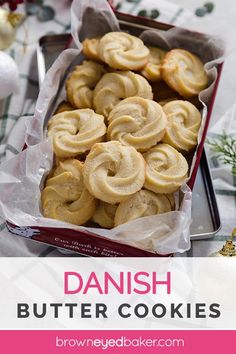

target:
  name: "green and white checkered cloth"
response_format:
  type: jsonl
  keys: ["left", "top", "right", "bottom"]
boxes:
{"left": 0, "top": 0, "right": 235, "bottom": 257}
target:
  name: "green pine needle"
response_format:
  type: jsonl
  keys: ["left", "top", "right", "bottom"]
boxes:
{"left": 207, "top": 132, "right": 236, "bottom": 175}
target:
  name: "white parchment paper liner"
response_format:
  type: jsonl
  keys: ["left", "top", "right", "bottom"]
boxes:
{"left": 0, "top": 0, "right": 225, "bottom": 254}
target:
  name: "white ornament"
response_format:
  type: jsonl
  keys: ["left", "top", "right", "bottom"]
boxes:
{"left": 0, "top": 51, "right": 19, "bottom": 99}
{"left": 0, "top": 8, "right": 24, "bottom": 50}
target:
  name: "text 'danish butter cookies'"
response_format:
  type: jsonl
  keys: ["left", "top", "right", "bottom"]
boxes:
{"left": 162, "top": 100, "right": 201, "bottom": 153}
{"left": 41, "top": 159, "right": 96, "bottom": 225}
{"left": 114, "top": 189, "right": 174, "bottom": 226}
{"left": 161, "top": 49, "right": 208, "bottom": 97}
{"left": 93, "top": 71, "right": 153, "bottom": 118}
{"left": 47, "top": 109, "right": 106, "bottom": 158}
{"left": 140, "top": 46, "right": 166, "bottom": 82}
{"left": 144, "top": 144, "right": 188, "bottom": 194}
{"left": 98, "top": 32, "right": 149, "bottom": 70}
{"left": 92, "top": 201, "right": 118, "bottom": 229}
{"left": 83, "top": 141, "right": 146, "bottom": 204}
{"left": 107, "top": 97, "right": 167, "bottom": 152}
{"left": 83, "top": 38, "right": 101, "bottom": 61}
{"left": 66, "top": 60, "right": 105, "bottom": 109}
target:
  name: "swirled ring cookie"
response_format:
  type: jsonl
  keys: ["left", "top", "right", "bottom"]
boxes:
{"left": 140, "top": 46, "right": 166, "bottom": 82}
{"left": 144, "top": 144, "right": 188, "bottom": 194}
{"left": 66, "top": 60, "right": 105, "bottom": 109}
{"left": 162, "top": 100, "right": 201, "bottom": 153}
{"left": 47, "top": 109, "right": 106, "bottom": 158}
{"left": 114, "top": 189, "right": 174, "bottom": 226}
{"left": 107, "top": 97, "right": 167, "bottom": 152}
{"left": 93, "top": 71, "right": 153, "bottom": 118}
{"left": 98, "top": 31, "right": 149, "bottom": 70}
{"left": 161, "top": 49, "right": 208, "bottom": 97}
{"left": 83, "top": 38, "right": 101, "bottom": 61}
{"left": 83, "top": 141, "right": 146, "bottom": 204}
{"left": 41, "top": 159, "right": 96, "bottom": 225}
{"left": 92, "top": 201, "right": 118, "bottom": 229}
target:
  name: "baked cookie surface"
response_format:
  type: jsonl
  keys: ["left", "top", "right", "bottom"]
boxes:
{"left": 48, "top": 109, "right": 106, "bottom": 158}
{"left": 107, "top": 97, "right": 167, "bottom": 151}
{"left": 98, "top": 31, "right": 149, "bottom": 70}
{"left": 144, "top": 143, "right": 188, "bottom": 194}
{"left": 114, "top": 189, "right": 174, "bottom": 226}
{"left": 161, "top": 49, "right": 208, "bottom": 97}
{"left": 93, "top": 71, "right": 153, "bottom": 118}
{"left": 162, "top": 100, "right": 201, "bottom": 153}
{"left": 41, "top": 159, "right": 96, "bottom": 225}
{"left": 83, "top": 141, "right": 146, "bottom": 204}
{"left": 66, "top": 60, "right": 105, "bottom": 109}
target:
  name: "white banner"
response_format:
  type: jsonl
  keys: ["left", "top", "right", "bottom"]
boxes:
{"left": 0, "top": 258, "right": 235, "bottom": 329}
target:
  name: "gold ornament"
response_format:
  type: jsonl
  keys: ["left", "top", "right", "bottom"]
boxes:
{"left": 0, "top": 8, "right": 24, "bottom": 50}
{"left": 210, "top": 228, "right": 236, "bottom": 257}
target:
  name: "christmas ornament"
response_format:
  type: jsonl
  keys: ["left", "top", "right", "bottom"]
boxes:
{"left": 210, "top": 228, "right": 236, "bottom": 257}
{"left": 0, "top": 51, "right": 19, "bottom": 99}
{"left": 0, "top": 7, "right": 24, "bottom": 50}
{"left": 0, "top": 1, "right": 24, "bottom": 12}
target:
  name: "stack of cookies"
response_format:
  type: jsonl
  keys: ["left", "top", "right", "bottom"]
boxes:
{"left": 41, "top": 31, "right": 208, "bottom": 229}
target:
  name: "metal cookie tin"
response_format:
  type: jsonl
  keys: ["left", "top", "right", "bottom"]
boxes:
{"left": 7, "top": 13, "right": 222, "bottom": 256}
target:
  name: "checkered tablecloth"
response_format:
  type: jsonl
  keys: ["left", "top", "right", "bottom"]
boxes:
{"left": 0, "top": 0, "right": 235, "bottom": 257}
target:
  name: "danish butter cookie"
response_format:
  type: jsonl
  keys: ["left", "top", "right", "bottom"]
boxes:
{"left": 161, "top": 49, "right": 208, "bottom": 97}
{"left": 92, "top": 201, "right": 118, "bottom": 229}
{"left": 93, "top": 71, "right": 153, "bottom": 118}
{"left": 144, "top": 143, "right": 188, "bottom": 194}
{"left": 162, "top": 100, "right": 201, "bottom": 153}
{"left": 83, "top": 38, "right": 101, "bottom": 61}
{"left": 141, "top": 46, "right": 166, "bottom": 82}
{"left": 107, "top": 97, "right": 167, "bottom": 152}
{"left": 83, "top": 141, "right": 146, "bottom": 204}
{"left": 66, "top": 60, "right": 106, "bottom": 109}
{"left": 114, "top": 189, "right": 174, "bottom": 226}
{"left": 99, "top": 32, "right": 149, "bottom": 70}
{"left": 48, "top": 109, "right": 106, "bottom": 158}
{"left": 41, "top": 159, "right": 96, "bottom": 225}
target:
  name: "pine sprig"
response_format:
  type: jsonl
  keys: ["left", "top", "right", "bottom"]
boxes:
{"left": 207, "top": 132, "right": 236, "bottom": 175}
